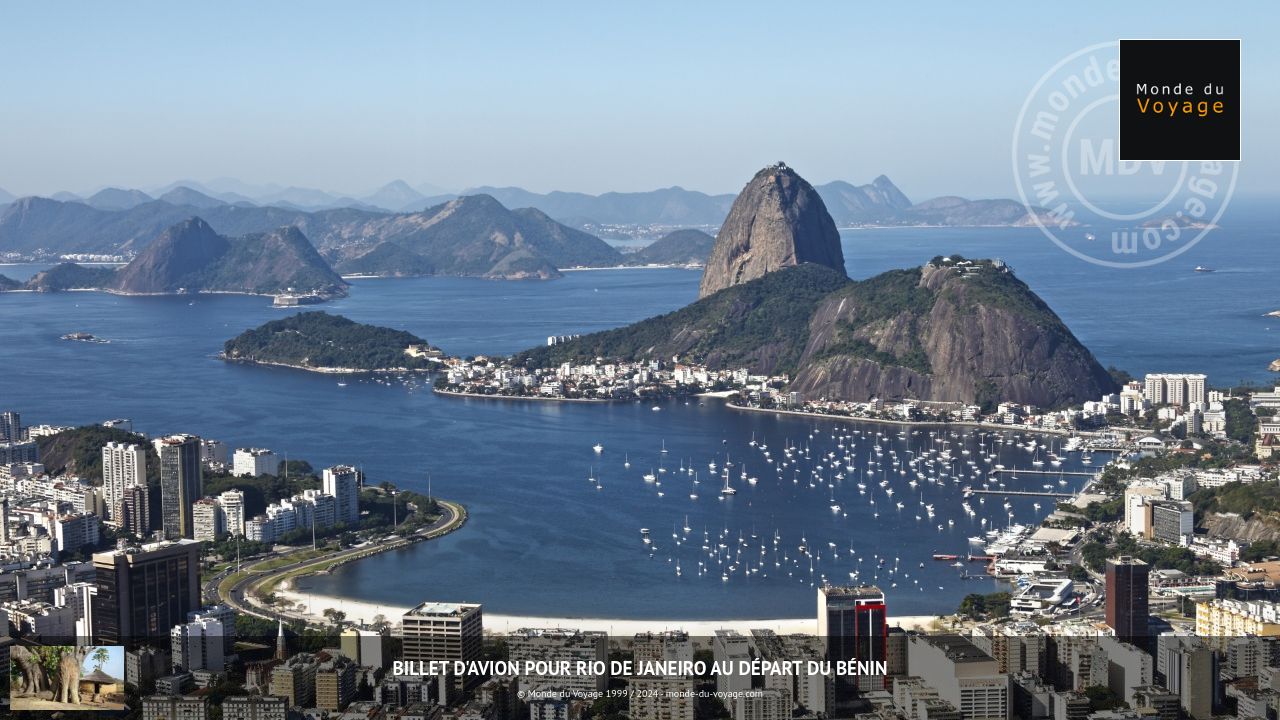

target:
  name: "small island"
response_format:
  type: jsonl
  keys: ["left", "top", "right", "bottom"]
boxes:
{"left": 222, "top": 311, "right": 442, "bottom": 373}
{"left": 60, "top": 332, "right": 109, "bottom": 344}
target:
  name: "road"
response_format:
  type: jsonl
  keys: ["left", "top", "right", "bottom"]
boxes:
{"left": 209, "top": 499, "right": 466, "bottom": 623}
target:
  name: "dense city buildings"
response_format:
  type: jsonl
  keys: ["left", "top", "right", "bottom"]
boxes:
{"left": 0, "top": 364, "right": 1274, "bottom": 720}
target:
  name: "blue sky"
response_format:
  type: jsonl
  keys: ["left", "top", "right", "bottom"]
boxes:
{"left": 1, "top": 1, "right": 1274, "bottom": 199}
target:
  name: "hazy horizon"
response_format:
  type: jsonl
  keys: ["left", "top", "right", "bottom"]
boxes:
{"left": 2, "top": 1, "right": 1275, "bottom": 200}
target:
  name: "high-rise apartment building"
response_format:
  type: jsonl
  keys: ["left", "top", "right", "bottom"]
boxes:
{"left": 103, "top": 441, "right": 146, "bottom": 525}
{"left": 192, "top": 498, "right": 223, "bottom": 542}
{"left": 218, "top": 489, "right": 246, "bottom": 537}
{"left": 1143, "top": 373, "right": 1208, "bottom": 408}
{"left": 322, "top": 465, "right": 360, "bottom": 525}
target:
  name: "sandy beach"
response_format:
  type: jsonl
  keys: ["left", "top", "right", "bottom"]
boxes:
{"left": 276, "top": 587, "right": 943, "bottom": 635}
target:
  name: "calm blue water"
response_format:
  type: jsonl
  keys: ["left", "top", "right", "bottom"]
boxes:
{"left": 1, "top": 204, "right": 1276, "bottom": 619}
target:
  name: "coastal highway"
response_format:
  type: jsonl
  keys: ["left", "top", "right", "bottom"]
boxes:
{"left": 211, "top": 499, "right": 467, "bottom": 623}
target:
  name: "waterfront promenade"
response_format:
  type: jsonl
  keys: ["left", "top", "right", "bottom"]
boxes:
{"left": 215, "top": 499, "right": 467, "bottom": 622}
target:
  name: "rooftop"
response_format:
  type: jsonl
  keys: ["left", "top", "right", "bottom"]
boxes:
{"left": 821, "top": 584, "right": 885, "bottom": 600}
{"left": 915, "top": 634, "right": 995, "bottom": 664}
{"left": 405, "top": 601, "right": 481, "bottom": 618}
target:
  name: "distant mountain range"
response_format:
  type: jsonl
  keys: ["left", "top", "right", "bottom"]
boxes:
{"left": 0, "top": 192, "right": 625, "bottom": 281}
{"left": 0, "top": 174, "right": 1056, "bottom": 232}
{"left": 6, "top": 217, "right": 347, "bottom": 296}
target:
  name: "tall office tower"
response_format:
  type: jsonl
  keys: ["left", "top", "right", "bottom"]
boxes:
{"left": 322, "top": 465, "right": 360, "bottom": 525}
{"left": 91, "top": 539, "right": 202, "bottom": 643}
{"left": 218, "top": 489, "right": 246, "bottom": 537}
{"left": 401, "top": 601, "right": 483, "bottom": 690}
{"left": 0, "top": 410, "right": 21, "bottom": 442}
{"left": 120, "top": 485, "right": 152, "bottom": 537}
{"left": 103, "top": 441, "right": 146, "bottom": 525}
{"left": 1106, "top": 557, "right": 1150, "bottom": 643}
{"left": 157, "top": 434, "right": 202, "bottom": 539}
{"left": 818, "top": 584, "right": 887, "bottom": 694}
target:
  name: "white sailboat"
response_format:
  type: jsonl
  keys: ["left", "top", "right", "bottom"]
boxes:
{"left": 720, "top": 469, "right": 737, "bottom": 496}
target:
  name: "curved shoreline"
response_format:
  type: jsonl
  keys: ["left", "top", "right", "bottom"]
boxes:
{"left": 432, "top": 387, "right": 615, "bottom": 403}
{"left": 223, "top": 499, "right": 468, "bottom": 621}
{"left": 725, "top": 401, "right": 1094, "bottom": 438}
{"left": 272, "top": 588, "right": 944, "bottom": 635}
{"left": 219, "top": 353, "right": 436, "bottom": 375}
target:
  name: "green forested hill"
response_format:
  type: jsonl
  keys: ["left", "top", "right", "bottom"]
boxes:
{"left": 223, "top": 311, "right": 438, "bottom": 371}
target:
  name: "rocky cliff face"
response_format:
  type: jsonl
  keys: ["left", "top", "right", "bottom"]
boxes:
{"left": 1202, "top": 512, "right": 1280, "bottom": 544}
{"left": 789, "top": 259, "right": 1116, "bottom": 408}
{"left": 698, "top": 163, "right": 845, "bottom": 298}
{"left": 522, "top": 256, "right": 1115, "bottom": 409}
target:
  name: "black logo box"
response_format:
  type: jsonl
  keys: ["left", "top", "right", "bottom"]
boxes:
{"left": 1119, "top": 39, "right": 1240, "bottom": 161}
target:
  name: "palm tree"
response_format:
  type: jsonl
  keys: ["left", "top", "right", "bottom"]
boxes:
{"left": 89, "top": 647, "right": 110, "bottom": 672}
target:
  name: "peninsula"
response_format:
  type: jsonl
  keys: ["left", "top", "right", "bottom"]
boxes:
{"left": 512, "top": 163, "right": 1117, "bottom": 410}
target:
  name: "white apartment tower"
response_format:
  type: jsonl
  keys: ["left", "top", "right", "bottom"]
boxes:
{"left": 323, "top": 465, "right": 360, "bottom": 525}
{"left": 192, "top": 498, "right": 224, "bottom": 542}
{"left": 102, "top": 441, "right": 146, "bottom": 525}
{"left": 218, "top": 489, "right": 246, "bottom": 537}
{"left": 233, "top": 448, "right": 278, "bottom": 477}
{"left": 1143, "top": 373, "right": 1208, "bottom": 408}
